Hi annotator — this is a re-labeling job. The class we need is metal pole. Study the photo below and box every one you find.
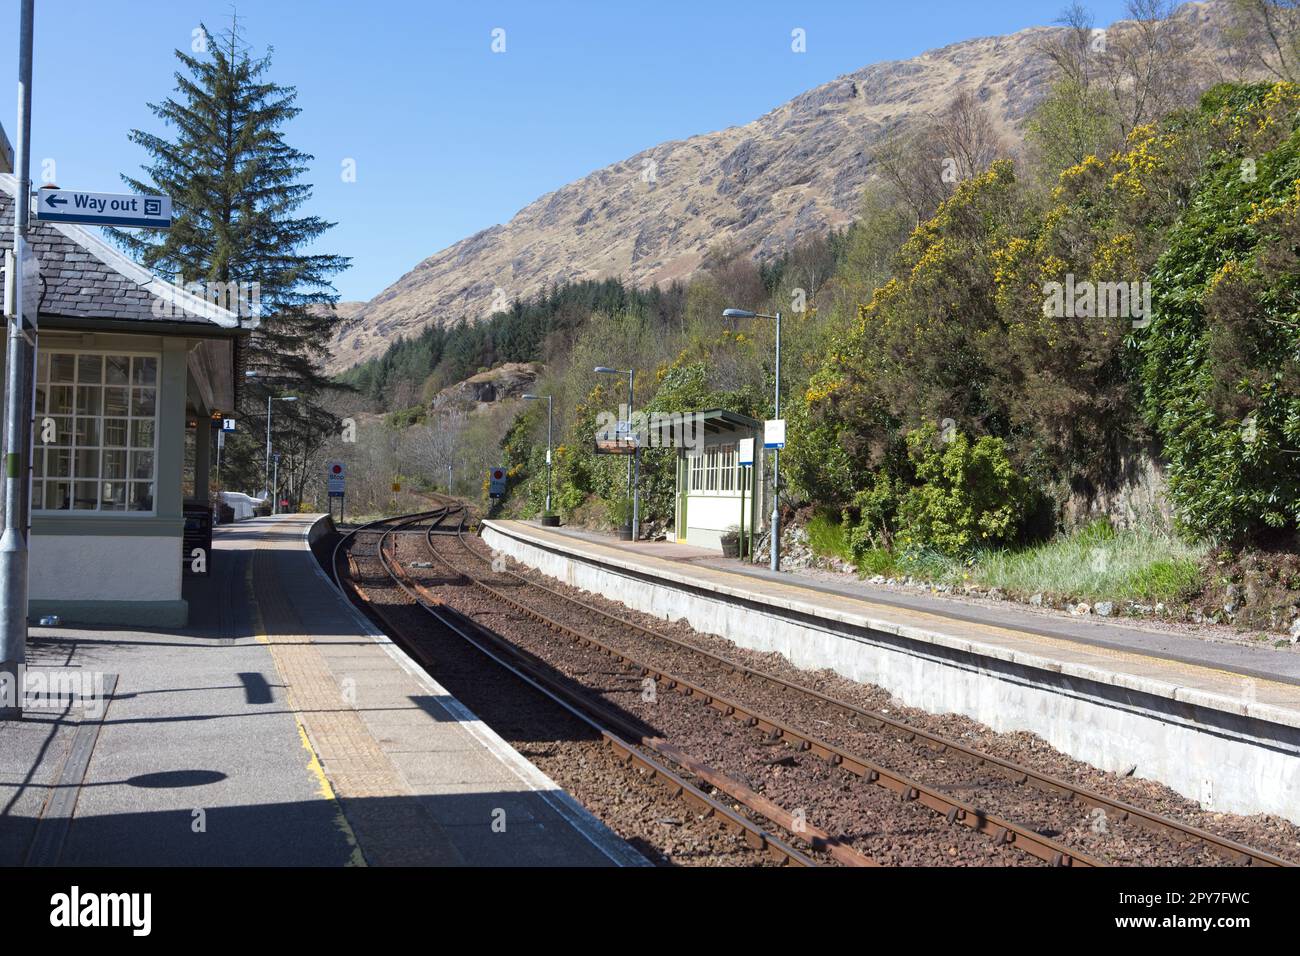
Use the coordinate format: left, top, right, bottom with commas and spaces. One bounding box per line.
545, 395, 552, 514
629, 370, 638, 541
770, 311, 781, 573
1, 0, 35, 719
447, 463, 452, 494
264, 393, 272, 500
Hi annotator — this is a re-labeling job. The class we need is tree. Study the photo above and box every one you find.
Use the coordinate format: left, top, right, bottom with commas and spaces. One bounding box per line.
111, 18, 349, 500
1227, 0, 1300, 81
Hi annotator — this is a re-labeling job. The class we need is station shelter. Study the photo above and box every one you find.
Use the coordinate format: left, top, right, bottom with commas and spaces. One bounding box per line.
665, 409, 764, 554
1, 174, 254, 627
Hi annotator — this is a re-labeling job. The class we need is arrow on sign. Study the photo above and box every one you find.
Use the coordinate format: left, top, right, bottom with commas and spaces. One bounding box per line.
43, 194, 66, 208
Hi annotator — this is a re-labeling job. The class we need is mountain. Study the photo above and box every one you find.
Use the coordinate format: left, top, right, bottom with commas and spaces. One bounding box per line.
326, 1, 1243, 373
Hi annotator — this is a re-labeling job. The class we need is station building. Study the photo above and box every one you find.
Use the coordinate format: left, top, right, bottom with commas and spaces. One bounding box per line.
666, 409, 764, 553
1, 174, 253, 627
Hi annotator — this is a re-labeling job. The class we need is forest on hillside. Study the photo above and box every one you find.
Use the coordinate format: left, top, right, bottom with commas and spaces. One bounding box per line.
326, 1, 1300, 631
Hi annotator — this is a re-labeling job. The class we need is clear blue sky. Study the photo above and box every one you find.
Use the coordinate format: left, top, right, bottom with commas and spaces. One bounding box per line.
0, 0, 1131, 302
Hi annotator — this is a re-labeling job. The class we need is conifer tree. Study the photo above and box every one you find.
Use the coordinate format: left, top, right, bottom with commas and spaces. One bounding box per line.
112, 18, 348, 500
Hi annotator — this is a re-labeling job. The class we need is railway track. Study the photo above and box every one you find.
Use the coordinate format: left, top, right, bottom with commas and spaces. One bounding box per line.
332, 507, 838, 867
422, 497, 1293, 869
335, 499, 1294, 867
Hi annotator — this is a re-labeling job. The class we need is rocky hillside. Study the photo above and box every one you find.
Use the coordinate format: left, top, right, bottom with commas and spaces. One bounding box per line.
328, 1, 1242, 372
428, 361, 543, 415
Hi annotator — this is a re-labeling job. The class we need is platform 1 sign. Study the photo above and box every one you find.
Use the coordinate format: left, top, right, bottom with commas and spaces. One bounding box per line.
35, 188, 172, 229
327, 460, 345, 497
488, 467, 506, 498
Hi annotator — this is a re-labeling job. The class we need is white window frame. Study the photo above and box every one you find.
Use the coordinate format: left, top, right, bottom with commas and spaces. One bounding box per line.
32, 348, 161, 517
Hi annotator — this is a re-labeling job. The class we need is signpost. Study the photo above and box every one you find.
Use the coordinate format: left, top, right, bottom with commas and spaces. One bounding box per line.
34, 188, 171, 229
326, 460, 345, 522
763, 419, 786, 449
488, 467, 506, 498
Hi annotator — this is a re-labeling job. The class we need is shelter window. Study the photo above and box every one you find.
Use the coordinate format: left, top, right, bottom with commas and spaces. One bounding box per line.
33, 351, 159, 514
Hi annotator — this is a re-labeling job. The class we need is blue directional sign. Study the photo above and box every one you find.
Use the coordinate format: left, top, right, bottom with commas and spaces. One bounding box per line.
34, 189, 171, 229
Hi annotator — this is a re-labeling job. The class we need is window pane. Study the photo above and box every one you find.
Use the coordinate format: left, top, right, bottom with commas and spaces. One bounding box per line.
76, 386, 102, 416
106, 356, 129, 385
75, 418, 100, 447
100, 481, 125, 511
74, 449, 99, 480
44, 482, 69, 511
104, 387, 128, 416
128, 482, 153, 512
103, 418, 128, 447
50, 354, 75, 383
48, 386, 73, 415
34, 352, 160, 514
130, 451, 154, 480
77, 355, 102, 384
73, 481, 98, 510
131, 388, 156, 417
47, 449, 70, 478
132, 356, 157, 386
103, 450, 126, 480
130, 420, 154, 449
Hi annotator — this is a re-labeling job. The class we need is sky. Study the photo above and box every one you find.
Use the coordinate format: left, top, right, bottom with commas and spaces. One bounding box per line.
0, 0, 1134, 302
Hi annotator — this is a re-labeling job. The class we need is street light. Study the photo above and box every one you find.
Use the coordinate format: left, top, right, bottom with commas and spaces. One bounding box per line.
522, 393, 553, 518
723, 307, 783, 572
594, 366, 637, 540
265, 394, 297, 513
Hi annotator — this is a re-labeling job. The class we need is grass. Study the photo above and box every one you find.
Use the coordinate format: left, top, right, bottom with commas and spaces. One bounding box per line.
968, 521, 1205, 603
806, 509, 853, 562
840, 518, 1206, 605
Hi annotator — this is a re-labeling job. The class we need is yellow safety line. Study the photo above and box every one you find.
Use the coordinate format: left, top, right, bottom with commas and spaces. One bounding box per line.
245, 546, 367, 867
522, 524, 1300, 697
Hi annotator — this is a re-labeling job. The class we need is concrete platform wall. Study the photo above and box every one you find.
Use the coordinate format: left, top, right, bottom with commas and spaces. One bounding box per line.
482, 522, 1300, 825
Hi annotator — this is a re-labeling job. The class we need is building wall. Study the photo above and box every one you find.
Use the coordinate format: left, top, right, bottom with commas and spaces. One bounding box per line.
677, 428, 761, 551
24, 332, 191, 626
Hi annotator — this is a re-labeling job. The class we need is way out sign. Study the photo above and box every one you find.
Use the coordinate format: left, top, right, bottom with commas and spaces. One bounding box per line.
35, 189, 172, 229
488, 467, 506, 498
327, 460, 345, 497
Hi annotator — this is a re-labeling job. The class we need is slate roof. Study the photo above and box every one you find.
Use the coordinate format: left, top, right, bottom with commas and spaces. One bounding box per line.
0, 173, 250, 330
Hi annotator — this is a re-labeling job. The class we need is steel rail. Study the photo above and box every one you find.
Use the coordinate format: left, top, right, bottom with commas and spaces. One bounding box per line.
424, 504, 1092, 867
335, 510, 824, 867
444, 500, 1294, 869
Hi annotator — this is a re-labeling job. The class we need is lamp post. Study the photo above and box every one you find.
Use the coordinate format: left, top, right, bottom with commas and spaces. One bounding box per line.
595, 366, 637, 540
722, 307, 782, 572
264, 394, 297, 509
522, 393, 553, 516
272, 451, 281, 515
1, 0, 35, 718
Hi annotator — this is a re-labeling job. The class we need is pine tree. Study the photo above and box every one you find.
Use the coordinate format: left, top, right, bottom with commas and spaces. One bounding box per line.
111, 18, 348, 499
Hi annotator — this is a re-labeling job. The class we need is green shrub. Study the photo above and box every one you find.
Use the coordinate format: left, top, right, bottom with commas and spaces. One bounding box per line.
1139, 83, 1300, 542
894, 424, 1030, 555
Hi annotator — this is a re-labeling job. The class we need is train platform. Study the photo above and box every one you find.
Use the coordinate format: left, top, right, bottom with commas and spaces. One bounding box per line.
0, 515, 645, 867
481, 520, 1300, 823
